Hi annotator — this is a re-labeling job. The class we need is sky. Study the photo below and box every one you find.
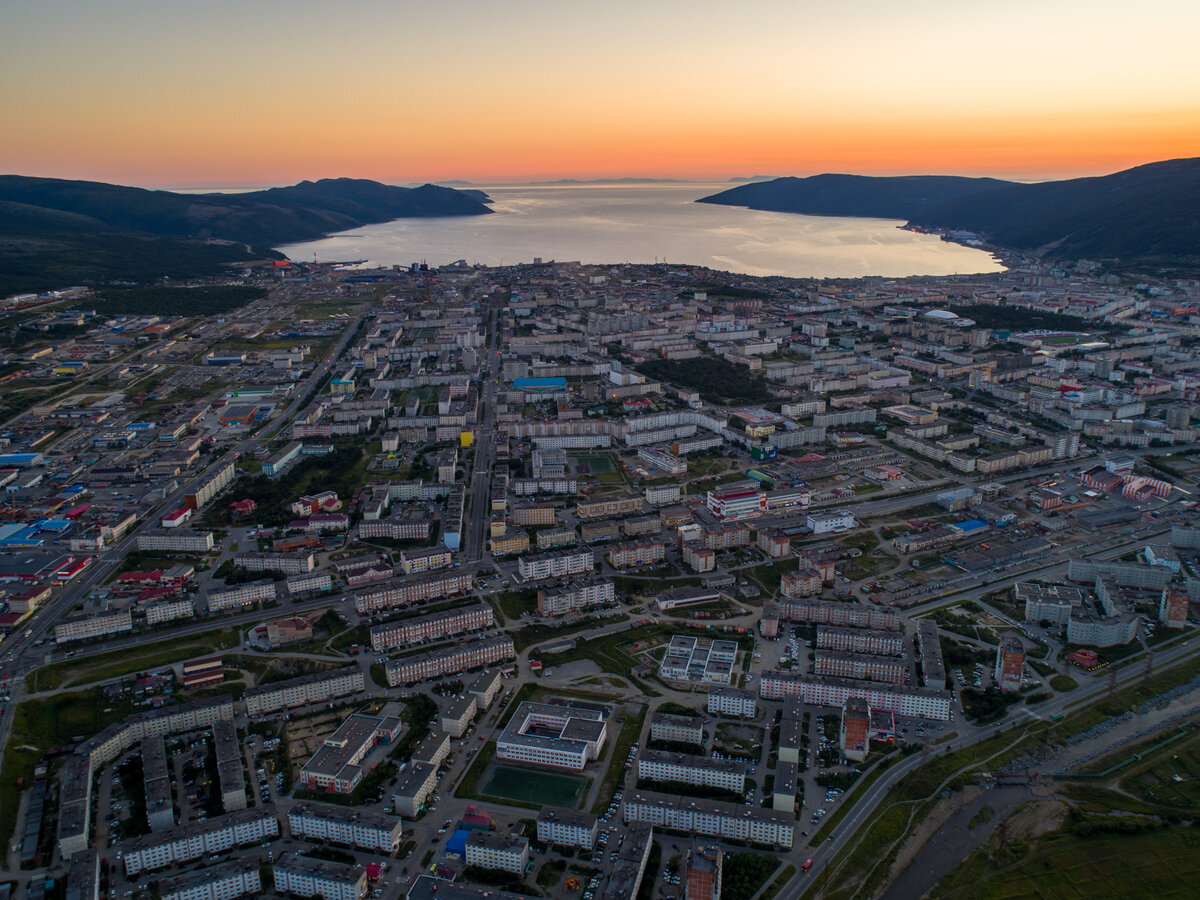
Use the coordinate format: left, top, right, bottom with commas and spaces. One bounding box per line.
2, 0, 1199, 187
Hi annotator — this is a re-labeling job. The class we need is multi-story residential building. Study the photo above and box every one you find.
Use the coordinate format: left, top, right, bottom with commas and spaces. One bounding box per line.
122, 808, 280, 875
288, 804, 404, 853
536, 577, 616, 617
286, 572, 333, 595
213, 719, 247, 812
54, 608, 132, 644
143, 737, 174, 831
207, 580, 276, 612
1160, 587, 1190, 629
576, 495, 645, 519
816, 627, 904, 656
392, 763, 437, 816
994, 638, 1025, 693
840, 697, 871, 762
59, 698, 237, 859
137, 530, 215, 553
608, 539, 667, 569
775, 599, 900, 630
496, 702, 608, 770
243, 667, 365, 717
511, 503, 558, 526
468, 669, 503, 710
300, 713, 402, 794
682, 542, 716, 573
536, 526, 578, 550
780, 569, 823, 598
702, 523, 750, 550
813, 651, 906, 684
490, 532, 531, 556
352, 572, 473, 614
262, 441, 303, 477
184, 460, 236, 511
358, 517, 432, 541
411, 732, 450, 768
368, 604, 493, 652
272, 854, 367, 900
384, 636, 515, 686
706, 687, 757, 719
398, 546, 453, 574
233, 552, 315, 575
440, 696, 477, 738
143, 598, 195, 626
649, 713, 704, 746
622, 792, 793, 849
517, 549, 595, 583
536, 808, 598, 850
464, 832, 530, 874
637, 750, 746, 793
759, 672, 951, 721
645, 483, 682, 505
756, 529, 791, 558
160, 859, 261, 900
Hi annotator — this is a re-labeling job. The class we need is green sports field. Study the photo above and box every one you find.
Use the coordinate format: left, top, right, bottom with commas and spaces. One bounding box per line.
484, 765, 587, 807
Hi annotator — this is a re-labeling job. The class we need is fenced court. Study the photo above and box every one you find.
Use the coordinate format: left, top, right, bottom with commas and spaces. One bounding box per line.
484, 765, 587, 807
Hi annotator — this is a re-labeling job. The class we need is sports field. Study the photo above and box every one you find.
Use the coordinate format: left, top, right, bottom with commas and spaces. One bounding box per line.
578, 455, 616, 473
484, 765, 587, 807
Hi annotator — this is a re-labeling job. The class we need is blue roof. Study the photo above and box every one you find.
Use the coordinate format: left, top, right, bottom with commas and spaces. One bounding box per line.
513, 377, 567, 389
445, 829, 471, 856
953, 518, 989, 533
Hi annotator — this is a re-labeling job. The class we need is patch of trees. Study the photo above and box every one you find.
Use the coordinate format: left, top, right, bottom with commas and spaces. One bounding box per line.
88, 285, 267, 316
636, 356, 771, 405
720, 853, 779, 900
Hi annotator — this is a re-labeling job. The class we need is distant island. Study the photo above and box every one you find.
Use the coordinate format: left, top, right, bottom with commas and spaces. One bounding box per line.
698, 158, 1200, 267
0, 176, 492, 294
527, 177, 687, 185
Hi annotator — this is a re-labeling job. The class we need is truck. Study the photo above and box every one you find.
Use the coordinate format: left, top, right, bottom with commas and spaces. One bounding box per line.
801, 859, 814, 873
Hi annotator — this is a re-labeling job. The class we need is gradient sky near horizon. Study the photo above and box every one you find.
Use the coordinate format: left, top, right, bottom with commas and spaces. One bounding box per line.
3, 0, 1199, 187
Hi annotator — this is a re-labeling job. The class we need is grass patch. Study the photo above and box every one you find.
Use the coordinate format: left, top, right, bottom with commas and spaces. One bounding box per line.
455, 740, 497, 800
1050, 673, 1079, 692
484, 766, 587, 808
762, 864, 796, 900
27, 627, 241, 692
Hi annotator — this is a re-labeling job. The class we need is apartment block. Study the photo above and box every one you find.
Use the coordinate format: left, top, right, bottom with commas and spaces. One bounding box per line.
369, 604, 493, 652
123, 808, 280, 875
384, 636, 515, 686
706, 687, 757, 719
244, 667, 365, 717
288, 804, 404, 853
272, 854, 367, 900
517, 549, 595, 583
536, 576, 616, 617
54, 608, 133, 644
576, 495, 645, 519
813, 651, 906, 684
622, 791, 792, 849
637, 750, 746, 793
608, 539, 667, 569
536, 808, 598, 850
207, 580, 276, 612
759, 672, 950, 721
137, 530, 215, 553
398, 545, 453, 574
816, 627, 904, 656
392, 762, 438, 816
160, 859, 261, 900
353, 572, 473, 614
649, 713, 704, 746
465, 832, 530, 874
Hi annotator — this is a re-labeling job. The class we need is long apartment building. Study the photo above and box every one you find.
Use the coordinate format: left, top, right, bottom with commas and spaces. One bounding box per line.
54, 608, 133, 644
137, 530, 215, 553
464, 832, 530, 874
384, 635, 515, 686
537, 576, 616, 617
649, 713, 704, 746
123, 807, 279, 875
273, 854, 367, 900
759, 671, 950, 721
288, 804, 404, 853
58, 698, 235, 858
817, 626, 905, 656
353, 571, 473, 614
207, 580, 276, 612
160, 858, 261, 900
517, 549, 595, 583
576, 495, 644, 519
608, 539, 667, 569
813, 651, 906, 684
622, 791, 793, 849
368, 603, 493, 652
536, 808, 598, 850
243, 667, 364, 717
213, 719, 246, 812
233, 552, 315, 575
398, 545, 453, 574
775, 598, 900, 630
184, 460, 236, 511
637, 750, 746, 793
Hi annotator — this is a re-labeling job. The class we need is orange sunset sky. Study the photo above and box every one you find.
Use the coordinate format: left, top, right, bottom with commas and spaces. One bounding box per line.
2, 0, 1198, 188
